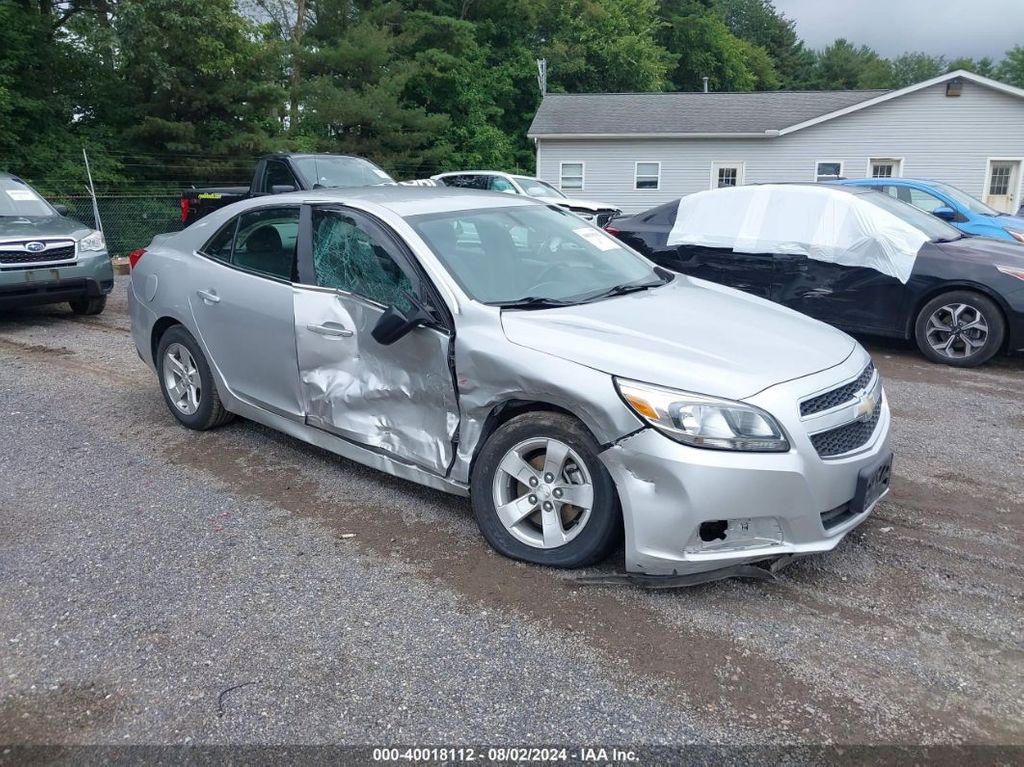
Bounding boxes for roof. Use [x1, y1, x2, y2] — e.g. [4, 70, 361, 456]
[277, 184, 540, 218]
[528, 70, 1024, 139]
[528, 90, 888, 137]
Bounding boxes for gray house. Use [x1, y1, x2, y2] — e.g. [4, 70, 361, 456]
[528, 70, 1024, 214]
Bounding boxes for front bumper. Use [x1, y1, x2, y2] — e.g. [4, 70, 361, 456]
[1004, 286, 1024, 352]
[601, 351, 892, 575]
[0, 253, 114, 309]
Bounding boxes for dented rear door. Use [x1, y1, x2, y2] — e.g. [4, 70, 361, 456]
[292, 205, 459, 475]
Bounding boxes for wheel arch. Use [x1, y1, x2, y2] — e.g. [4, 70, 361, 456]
[467, 398, 607, 484]
[151, 316, 183, 364]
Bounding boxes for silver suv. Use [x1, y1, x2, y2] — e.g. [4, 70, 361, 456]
[129, 187, 892, 579]
[0, 173, 113, 315]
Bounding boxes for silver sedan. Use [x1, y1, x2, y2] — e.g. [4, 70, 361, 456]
[129, 187, 892, 578]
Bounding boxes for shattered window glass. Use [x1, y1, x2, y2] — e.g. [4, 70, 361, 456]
[312, 211, 412, 310]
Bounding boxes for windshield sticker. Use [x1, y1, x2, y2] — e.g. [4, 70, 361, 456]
[6, 190, 39, 201]
[574, 226, 619, 251]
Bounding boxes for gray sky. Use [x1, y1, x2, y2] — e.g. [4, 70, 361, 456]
[773, 0, 1024, 60]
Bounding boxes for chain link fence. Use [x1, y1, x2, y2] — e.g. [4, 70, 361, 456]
[47, 195, 186, 259]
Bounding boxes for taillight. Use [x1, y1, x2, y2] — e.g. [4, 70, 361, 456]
[180, 196, 190, 223]
[604, 225, 622, 236]
[128, 248, 146, 270]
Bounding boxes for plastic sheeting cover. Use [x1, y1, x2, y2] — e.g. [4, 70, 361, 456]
[666, 185, 928, 283]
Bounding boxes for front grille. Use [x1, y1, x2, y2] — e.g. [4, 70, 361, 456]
[0, 245, 76, 266]
[801, 362, 875, 417]
[820, 501, 857, 530]
[810, 400, 882, 458]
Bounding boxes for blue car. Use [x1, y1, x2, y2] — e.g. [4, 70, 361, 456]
[839, 178, 1024, 244]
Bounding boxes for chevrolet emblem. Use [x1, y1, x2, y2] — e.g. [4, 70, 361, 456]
[855, 393, 877, 421]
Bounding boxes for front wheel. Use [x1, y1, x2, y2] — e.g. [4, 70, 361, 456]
[470, 412, 621, 569]
[914, 291, 1005, 367]
[69, 295, 106, 315]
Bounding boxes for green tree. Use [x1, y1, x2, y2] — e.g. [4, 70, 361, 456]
[295, 2, 451, 177]
[538, 0, 673, 93]
[114, 0, 285, 180]
[996, 45, 1024, 88]
[813, 38, 892, 89]
[947, 55, 995, 78]
[714, 0, 802, 87]
[658, 0, 776, 91]
[890, 52, 945, 87]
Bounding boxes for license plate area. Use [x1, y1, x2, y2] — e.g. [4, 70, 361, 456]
[24, 269, 61, 283]
[852, 451, 893, 514]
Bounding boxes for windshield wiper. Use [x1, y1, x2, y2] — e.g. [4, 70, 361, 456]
[493, 296, 579, 310]
[577, 277, 667, 303]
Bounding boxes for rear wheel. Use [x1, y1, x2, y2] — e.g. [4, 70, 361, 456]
[69, 295, 106, 315]
[914, 291, 1005, 367]
[470, 412, 620, 568]
[156, 325, 234, 430]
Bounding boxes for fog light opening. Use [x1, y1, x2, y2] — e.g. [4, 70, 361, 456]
[699, 520, 729, 542]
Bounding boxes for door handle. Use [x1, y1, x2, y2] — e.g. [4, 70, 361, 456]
[196, 289, 220, 304]
[306, 322, 354, 338]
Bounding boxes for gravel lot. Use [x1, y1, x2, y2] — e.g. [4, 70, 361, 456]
[0, 276, 1021, 746]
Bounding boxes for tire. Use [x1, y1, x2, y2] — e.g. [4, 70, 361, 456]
[69, 295, 106, 315]
[914, 290, 1005, 367]
[155, 325, 235, 430]
[470, 412, 621, 569]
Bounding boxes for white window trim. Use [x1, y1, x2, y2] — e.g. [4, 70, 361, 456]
[634, 161, 661, 191]
[866, 157, 904, 178]
[709, 161, 745, 190]
[559, 161, 585, 192]
[814, 160, 844, 182]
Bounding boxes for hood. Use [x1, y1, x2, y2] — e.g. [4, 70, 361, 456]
[0, 215, 92, 240]
[554, 197, 620, 213]
[937, 235, 1024, 266]
[501, 277, 857, 401]
[993, 213, 1024, 232]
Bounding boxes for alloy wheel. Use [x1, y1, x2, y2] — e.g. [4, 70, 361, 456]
[491, 437, 594, 549]
[924, 303, 989, 360]
[162, 342, 202, 415]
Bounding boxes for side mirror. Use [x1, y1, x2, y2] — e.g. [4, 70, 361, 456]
[52, 204, 69, 216]
[272, 184, 297, 194]
[933, 206, 957, 222]
[371, 295, 436, 345]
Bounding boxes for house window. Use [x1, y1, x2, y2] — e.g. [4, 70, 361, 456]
[815, 161, 844, 182]
[559, 162, 584, 191]
[634, 162, 660, 190]
[710, 162, 744, 189]
[869, 158, 902, 178]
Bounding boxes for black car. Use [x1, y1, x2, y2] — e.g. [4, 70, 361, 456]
[606, 185, 1024, 367]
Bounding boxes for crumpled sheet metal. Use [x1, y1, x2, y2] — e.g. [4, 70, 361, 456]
[447, 313, 644, 485]
[293, 288, 459, 475]
[666, 185, 927, 284]
[575, 554, 802, 589]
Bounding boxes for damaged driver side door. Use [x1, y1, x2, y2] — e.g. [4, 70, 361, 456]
[292, 204, 459, 475]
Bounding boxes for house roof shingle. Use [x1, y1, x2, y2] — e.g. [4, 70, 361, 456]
[527, 90, 891, 137]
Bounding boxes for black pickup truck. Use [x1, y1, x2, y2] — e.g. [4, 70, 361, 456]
[180, 153, 406, 224]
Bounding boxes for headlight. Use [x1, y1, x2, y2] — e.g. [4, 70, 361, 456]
[79, 230, 106, 252]
[1007, 229, 1024, 244]
[996, 264, 1024, 281]
[616, 378, 790, 452]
